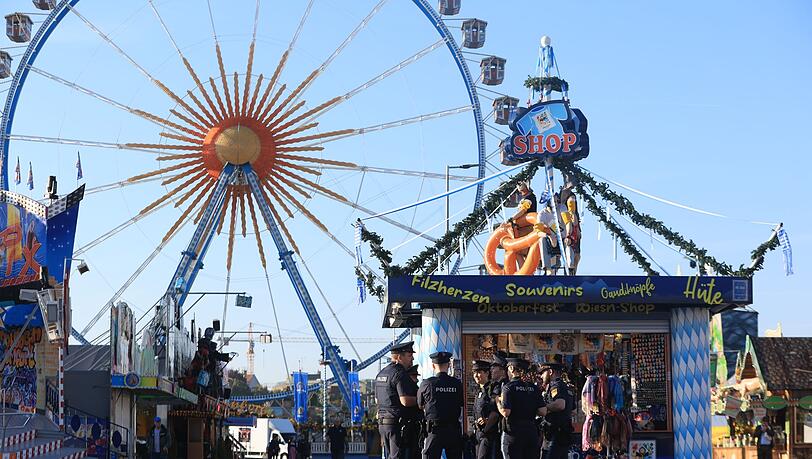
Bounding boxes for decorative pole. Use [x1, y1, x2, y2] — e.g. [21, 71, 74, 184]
[538, 36, 570, 275]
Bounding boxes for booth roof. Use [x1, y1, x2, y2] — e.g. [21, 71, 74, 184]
[749, 337, 812, 391]
[66, 345, 110, 372]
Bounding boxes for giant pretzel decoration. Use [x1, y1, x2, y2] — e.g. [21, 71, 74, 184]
[484, 212, 554, 275]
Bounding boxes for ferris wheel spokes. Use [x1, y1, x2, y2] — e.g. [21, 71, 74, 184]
[27, 66, 186, 137]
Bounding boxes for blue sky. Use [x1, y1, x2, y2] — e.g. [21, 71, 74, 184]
[2, 0, 810, 386]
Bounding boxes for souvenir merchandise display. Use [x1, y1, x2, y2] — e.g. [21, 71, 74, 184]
[630, 334, 670, 431]
[462, 332, 672, 446]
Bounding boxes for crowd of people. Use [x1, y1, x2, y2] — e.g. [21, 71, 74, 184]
[375, 342, 575, 459]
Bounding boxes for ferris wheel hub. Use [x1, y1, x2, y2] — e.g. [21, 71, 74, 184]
[214, 125, 261, 165]
[201, 118, 277, 178]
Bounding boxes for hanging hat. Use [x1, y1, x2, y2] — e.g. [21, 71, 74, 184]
[429, 351, 453, 364]
[472, 360, 491, 371]
[506, 358, 530, 370]
[406, 364, 419, 376]
[390, 341, 415, 354]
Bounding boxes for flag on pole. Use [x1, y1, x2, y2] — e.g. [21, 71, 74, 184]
[292, 371, 308, 423]
[26, 162, 33, 191]
[76, 151, 83, 180]
[349, 371, 364, 423]
[14, 158, 21, 185]
[777, 227, 793, 276]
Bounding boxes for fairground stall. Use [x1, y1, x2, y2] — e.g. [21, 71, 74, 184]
[384, 274, 753, 459]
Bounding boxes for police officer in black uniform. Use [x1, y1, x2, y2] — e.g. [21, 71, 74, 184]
[471, 360, 500, 459]
[541, 363, 574, 459]
[402, 364, 423, 459]
[417, 351, 463, 459]
[489, 353, 508, 459]
[496, 358, 546, 459]
[375, 342, 419, 459]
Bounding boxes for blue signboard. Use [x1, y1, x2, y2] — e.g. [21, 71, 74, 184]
[0, 188, 83, 290]
[501, 99, 589, 164]
[387, 275, 752, 308]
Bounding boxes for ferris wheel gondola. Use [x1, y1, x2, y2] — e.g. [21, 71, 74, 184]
[0, 0, 521, 405]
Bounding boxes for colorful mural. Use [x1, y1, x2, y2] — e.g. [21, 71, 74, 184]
[0, 201, 46, 287]
[0, 327, 43, 412]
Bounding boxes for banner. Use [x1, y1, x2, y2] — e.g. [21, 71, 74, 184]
[349, 371, 363, 424]
[293, 371, 308, 423]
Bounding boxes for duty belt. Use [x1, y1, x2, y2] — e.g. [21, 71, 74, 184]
[378, 418, 399, 425]
[427, 420, 459, 428]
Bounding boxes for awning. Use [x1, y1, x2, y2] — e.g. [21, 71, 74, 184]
[111, 373, 198, 405]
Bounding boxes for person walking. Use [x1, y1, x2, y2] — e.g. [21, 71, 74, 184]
[417, 352, 464, 459]
[147, 416, 170, 459]
[375, 341, 418, 459]
[754, 417, 775, 459]
[267, 433, 281, 459]
[497, 358, 546, 459]
[327, 419, 348, 459]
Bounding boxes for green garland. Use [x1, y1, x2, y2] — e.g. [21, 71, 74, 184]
[735, 228, 780, 277]
[357, 158, 779, 298]
[400, 160, 543, 275]
[558, 162, 780, 277]
[356, 160, 543, 296]
[572, 180, 659, 276]
[524, 76, 569, 93]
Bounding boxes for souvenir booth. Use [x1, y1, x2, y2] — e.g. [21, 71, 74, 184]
[384, 274, 754, 459]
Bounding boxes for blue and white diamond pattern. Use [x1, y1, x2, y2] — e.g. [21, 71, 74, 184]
[671, 307, 711, 459]
[419, 308, 461, 378]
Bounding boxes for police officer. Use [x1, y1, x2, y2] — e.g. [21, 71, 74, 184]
[541, 364, 574, 459]
[417, 351, 463, 459]
[489, 353, 508, 459]
[496, 358, 546, 459]
[402, 365, 423, 459]
[375, 341, 418, 459]
[471, 360, 499, 459]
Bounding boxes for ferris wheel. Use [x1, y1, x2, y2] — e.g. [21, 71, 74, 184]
[0, 0, 514, 404]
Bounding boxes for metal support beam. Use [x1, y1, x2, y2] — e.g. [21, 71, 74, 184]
[163, 164, 235, 314]
[243, 164, 353, 405]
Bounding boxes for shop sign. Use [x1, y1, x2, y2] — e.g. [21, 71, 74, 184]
[798, 395, 812, 411]
[472, 302, 660, 316]
[763, 395, 787, 410]
[388, 275, 752, 307]
[502, 100, 589, 164]
[753, 406, 767, 420]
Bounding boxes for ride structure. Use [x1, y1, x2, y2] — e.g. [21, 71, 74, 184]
[0, 0, 518, 406]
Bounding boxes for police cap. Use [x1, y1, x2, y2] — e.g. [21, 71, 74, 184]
[506, 357, 530, 370]
[491, 351, 508, 368]
[539, 362, 566, 372]
[430, 351, 453, 364]
[406, 364, 419, 376]
[390, 341, 415, 354]
[472, 360, 491, 371]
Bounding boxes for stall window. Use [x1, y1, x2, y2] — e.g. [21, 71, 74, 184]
[462, 332, 672, 435]
[796, 406, 812, 444]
